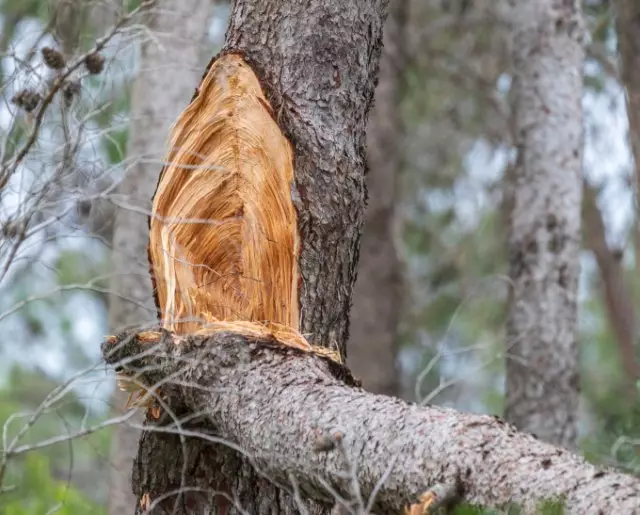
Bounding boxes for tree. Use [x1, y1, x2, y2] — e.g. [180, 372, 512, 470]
[123, 0, 387, 511]
[583, 183, 639, 396]
[613, 0, 640, 263]
[347, 0, 407, 397]
[106, 2, 213, 513]
[504, 0, 585, 448]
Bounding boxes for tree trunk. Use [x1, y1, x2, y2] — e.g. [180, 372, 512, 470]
[130, 0, 388, 512]
[103, 329, 640, 514]
[583, 184, 639, 395]
[347, 0, 406, 397]
[504, 1, 584, 448]
[107, 3, 212, 514]
[613, 0, 640, 264]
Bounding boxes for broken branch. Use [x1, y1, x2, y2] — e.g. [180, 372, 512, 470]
[101, 330, 640, 514]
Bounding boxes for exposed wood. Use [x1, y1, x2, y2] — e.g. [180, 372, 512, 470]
[149, 54, 300, 337]
[102, 329, 640, 515]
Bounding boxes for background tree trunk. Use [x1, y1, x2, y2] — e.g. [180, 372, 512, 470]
[107, 3, 212, 513]
[347, 0, 406, 396]
[504, 1, 584, 448]
[613, 0, 640, 264]
[583, 184, 639, 396]
[131, 0, 388, 512]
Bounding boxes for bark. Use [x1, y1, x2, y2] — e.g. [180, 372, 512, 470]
[583, 185, 639, 394]
[107, 3, 212, 514]
[505, 1, 584, 448]
[347, 0, 406, 396]
[102, 330, 640, 514]
[132, 0, 388, 512]
[613, 0, 640, 262]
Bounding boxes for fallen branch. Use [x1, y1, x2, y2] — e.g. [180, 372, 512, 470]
[102, 330, 640, 514]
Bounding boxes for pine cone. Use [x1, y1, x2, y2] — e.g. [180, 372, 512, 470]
[41, 47, 66, 70]
[63, 80, 81, 106]
[76, 199, 91, 218]
[84, 52, 105, 75]
[1, 221, 20, 238]
[11, 89, 41, 112]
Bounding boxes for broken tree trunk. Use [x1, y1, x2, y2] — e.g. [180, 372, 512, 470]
[134, 0, 387, 512]
[103, 330, 640, 514]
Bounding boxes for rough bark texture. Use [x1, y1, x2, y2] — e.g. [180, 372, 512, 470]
[223, 0, 387, 354]
[614, 0, 640, 262]
[107, 3, 212, 513]
[347, 0, 406, 396]
[103, 330, 640, 515]
[505, 1, 584, 448]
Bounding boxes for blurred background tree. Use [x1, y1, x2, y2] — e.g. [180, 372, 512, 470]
[0, 0, 639, 511]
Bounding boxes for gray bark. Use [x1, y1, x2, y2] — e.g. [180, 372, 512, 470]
[347, 0, 406, 397]
[133, 0, 388, 512]
[107, 3, 212, 514]
[103, 330, 640, 515]
[504, 1, 584, 448]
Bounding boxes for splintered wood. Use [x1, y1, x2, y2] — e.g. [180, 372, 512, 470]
[148, 54, 335, 358]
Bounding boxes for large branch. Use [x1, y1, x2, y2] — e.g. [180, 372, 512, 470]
[102, 331, 640, 514]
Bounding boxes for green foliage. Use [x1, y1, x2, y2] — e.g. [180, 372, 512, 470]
[1, 454, 106, 515]
[1, 0, 42, 21]
[536, 498, 565, 515]
[0, 122, 26, 167]
[101, 128, 129, 165]
[578, 274, 640, 473]
[449, 499, 564, 515]
[54, 249, 109, 288]
[0, 366, 111, 511]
